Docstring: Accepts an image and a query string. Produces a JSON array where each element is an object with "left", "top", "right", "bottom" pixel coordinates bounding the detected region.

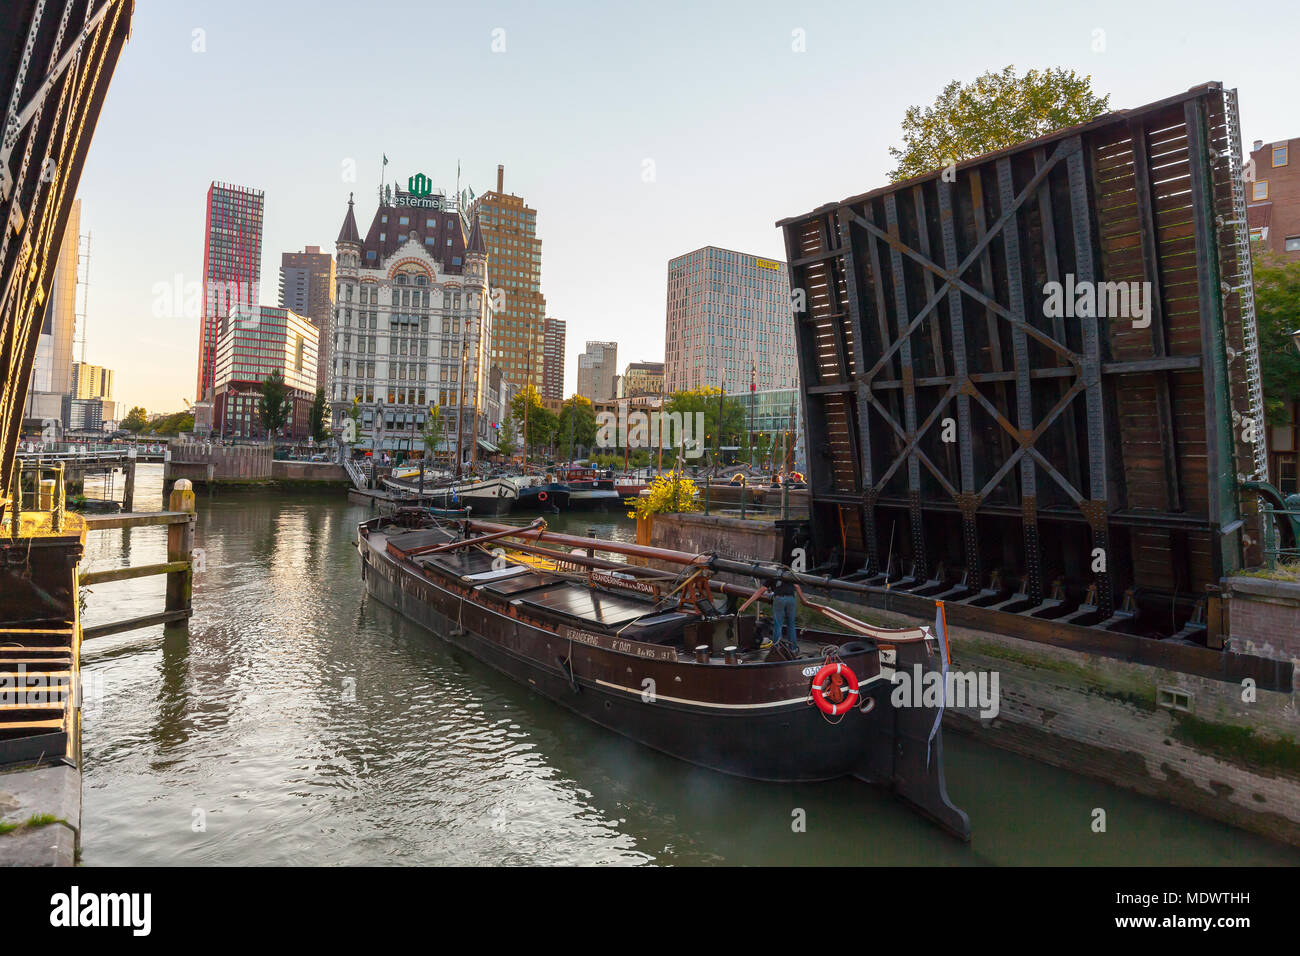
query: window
[
  {"left": 1273, "top": 145, "right": 1289, "bottom": 167},
  {"left": 1253, "top": 180, "right": 1269, "bottom": 201},
  {"left": 1286, "top": 236, "right": 1300, "bottom": 252}
]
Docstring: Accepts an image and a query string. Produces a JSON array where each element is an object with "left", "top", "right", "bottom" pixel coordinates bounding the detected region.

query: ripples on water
[{"left": 76, "top": 467, "right": 1300, "bottom": 866}]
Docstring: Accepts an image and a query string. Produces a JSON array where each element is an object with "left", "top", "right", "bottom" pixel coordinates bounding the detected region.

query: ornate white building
[{"left": 328, "top": 184, "right": 494, "bottom": 458}]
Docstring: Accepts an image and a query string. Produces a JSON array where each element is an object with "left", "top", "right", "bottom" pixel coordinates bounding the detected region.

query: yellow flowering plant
[{"left": 626, "top": 470, "right": 701, "bottom": 521}]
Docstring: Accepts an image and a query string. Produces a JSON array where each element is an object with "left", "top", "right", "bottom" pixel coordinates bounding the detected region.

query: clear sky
[{"left": 75, "top": 0, "right": 1299, "bottom": 414}]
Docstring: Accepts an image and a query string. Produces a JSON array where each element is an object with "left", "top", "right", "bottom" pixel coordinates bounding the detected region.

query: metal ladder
[
  {"left": 1222, "top": 88, "right": 1268, "bottom": 482},
  {"left": 343, "top": 457, "right": 368, "bottom": 490}
]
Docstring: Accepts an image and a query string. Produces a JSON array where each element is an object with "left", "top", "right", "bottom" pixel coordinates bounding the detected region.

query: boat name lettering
[
  {"left": 560, "top": 626, "right": 677, "bottom": 662},
  {"left": 591, "top": 572, "right": 656, "bottom": 594}
]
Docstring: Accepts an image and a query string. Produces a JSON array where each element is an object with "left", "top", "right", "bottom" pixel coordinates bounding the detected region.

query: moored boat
[
  {"left": 381, "top": 474, "right": 518, "bottom": 515},
  {"left": 356, "top": 512, "right": 970, "bottom": 839},
  {"left": 510, "top": 474, "right": 572, "bottom": 512}
]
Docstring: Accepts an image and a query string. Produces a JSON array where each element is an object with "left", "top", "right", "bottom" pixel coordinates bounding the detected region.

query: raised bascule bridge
[
  {"left": 779, "top": 83, "right": 1292, "bottom": 690},
  {"left": 0, "top": 1, "right": 135, "bottom": 860}
]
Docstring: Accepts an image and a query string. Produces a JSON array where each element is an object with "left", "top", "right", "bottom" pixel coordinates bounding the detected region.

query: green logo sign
[{"left": 408, "top": 173, "right": 432, "bottom": 197}]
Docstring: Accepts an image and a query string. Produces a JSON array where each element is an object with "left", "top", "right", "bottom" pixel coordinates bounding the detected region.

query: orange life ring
[
  {"left": 538, "top": 490, "right": 548, "bottom": 503},
  {"left": 810, "top": 661, "right": 859, "bottom": 716}
]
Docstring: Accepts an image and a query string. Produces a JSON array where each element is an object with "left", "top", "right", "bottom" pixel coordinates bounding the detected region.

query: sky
[{"left": 74, "top": 0, "right": 1300, "bottom": 414}]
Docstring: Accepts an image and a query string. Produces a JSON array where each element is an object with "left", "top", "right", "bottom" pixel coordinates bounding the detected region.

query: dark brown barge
[{"left": 357, "top": 513, "right": 970, "bottom": 840}]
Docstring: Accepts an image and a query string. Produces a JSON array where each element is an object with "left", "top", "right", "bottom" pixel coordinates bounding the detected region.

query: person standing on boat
[{"left": 770, "top": 577, "right": 799, "bottom": 654}]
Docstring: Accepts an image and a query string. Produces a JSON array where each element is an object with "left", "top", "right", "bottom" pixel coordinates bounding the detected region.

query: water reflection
[{"left": 77, "top": 468, "right": 1300, "bottom": 866}]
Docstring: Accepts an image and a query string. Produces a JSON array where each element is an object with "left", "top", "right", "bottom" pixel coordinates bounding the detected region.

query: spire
[
  {"left": 337, "top": 192, "right": 361, "bottom": 245},
  {"left": 466, "top": 214, "right": 486, "bottom": 256}
]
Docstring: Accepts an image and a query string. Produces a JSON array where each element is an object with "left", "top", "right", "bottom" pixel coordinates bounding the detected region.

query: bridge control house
[{"left": 212, "top": 305, "right": 319, "bottom": 439}]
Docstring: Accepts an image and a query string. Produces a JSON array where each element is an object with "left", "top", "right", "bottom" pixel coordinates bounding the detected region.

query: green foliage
[
  {"left": 308, "top": 387, "right": 329, "bottom": 442},
  {"left": 667, "top": 387, "right": 748, "bottom": 453},
  {"left": 497, "top": 410, "right": 517, "bottom": 458},
  {"left": 1253, "top": 253, "right": 1300, "bottom": 424},
  {"left": 888, "top": 66, "right": 1110, "bottom": 182},
  {"left": 557, "top": 395, "right": 597, "bottom": 459},
  {"left": 150, "top": 411, "right": 194, "bottom": 436},
  {"left": 122, "top": 406, "right": 148, "bottom": 433},
  {"left": 510, "top": 385, "right": 557, "bottom": 459},
  {"left": 258, "top": 369, "right": 290, "bottom": 438},
  {"left": 422, "top": 403, "right": 447, "bottom": 458}
]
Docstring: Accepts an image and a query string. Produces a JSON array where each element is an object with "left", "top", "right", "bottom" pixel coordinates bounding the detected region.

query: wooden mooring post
[
  {"left": 166, "top": 478, "right": 196, "bottom": 614},
  {"left": 80, "top": 478, "right": 198, "bottom": 639}
]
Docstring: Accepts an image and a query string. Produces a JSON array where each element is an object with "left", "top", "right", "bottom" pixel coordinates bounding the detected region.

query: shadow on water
[{"left": 76, "top": 470, "right": 1300, "bottom": 865}]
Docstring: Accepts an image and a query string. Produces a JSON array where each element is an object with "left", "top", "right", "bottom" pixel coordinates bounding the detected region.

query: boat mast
[{"left": 454, "top": 319, "right": 467, "bottom": 477}]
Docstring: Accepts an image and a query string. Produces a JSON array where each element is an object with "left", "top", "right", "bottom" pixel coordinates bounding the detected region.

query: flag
[
  {"left": 750, "top": 358, "right": 757, "bottom": 392},
  {"left": 382, "top": 153, "right": 388, "bottom": 166},
  {"left": 926, "top": 601, "right": 951, "bottom": 769}
]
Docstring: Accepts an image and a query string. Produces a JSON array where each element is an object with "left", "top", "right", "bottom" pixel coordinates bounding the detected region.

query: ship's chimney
[
  {"left": 1253, "top": 139, "right": 1263, "bottom": 152},
  {"left": 497, "top": 164, "right": 504, "bottom": 193}
]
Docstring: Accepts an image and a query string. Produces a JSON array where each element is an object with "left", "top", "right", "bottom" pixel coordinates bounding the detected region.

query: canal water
[{"left": 77, "top": 466, "right": 1300, "bottom": 865}]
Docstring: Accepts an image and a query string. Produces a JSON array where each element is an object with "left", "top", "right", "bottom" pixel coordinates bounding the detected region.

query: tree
[
  {"left": 1254, "top": 252, "right": 1300, "bottom": 424},
  {"left": 667, "top": 387, "right": 748, "bottom": 458},
  {"left": 497, "top": 410, "right": 517, "bottom": 458},
  {"left": 151, "top": 411, "right": 193, "bottom": 436},
  {"left": 308, "top": 387, "right": 329, "bottom": 443},
  {"left": 258, "top": 369, "right": 290, "bottom": 439},
  {"left": 122, "top": 406, "right": 148, "bottom": 433},
  {"left": 422, "top": 403, "right": 447, "bottom": 460},
  {"left": 557, "top": 395, "right": 597, "bottom": 459},
  {"left": 510, "top": 385, "right": 557, "bottom": 460},
  {"left": 887, "top": 66, "right": 1110, "bottom": 182}
]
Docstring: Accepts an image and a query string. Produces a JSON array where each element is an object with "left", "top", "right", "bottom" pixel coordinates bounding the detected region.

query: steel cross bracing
[{"left": 828, "top": 135, "right": 1113, "bottom": 613}]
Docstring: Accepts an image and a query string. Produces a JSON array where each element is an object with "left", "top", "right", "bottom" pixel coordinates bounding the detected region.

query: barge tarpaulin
[{"left": 777, "top": 82, "right": 1265, "bottom": 643}]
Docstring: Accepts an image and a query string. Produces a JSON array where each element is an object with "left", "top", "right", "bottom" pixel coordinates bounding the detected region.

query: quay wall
[
  {"left": 1222, "top": 576, "right": 1300, "bottom": 670},
  {"left": 646, "top": 512, "right": 784, "bottom": 584},
  {"left": 270, "top": 461, "right": 350, "bottom": 487},
  {"left": 165, "top": 442, "right": 272, "bottom": 485}
]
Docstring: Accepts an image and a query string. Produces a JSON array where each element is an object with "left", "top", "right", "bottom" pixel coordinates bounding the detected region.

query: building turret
[{"left": 336, "top": 193, "right": 361, "bottom": 271}]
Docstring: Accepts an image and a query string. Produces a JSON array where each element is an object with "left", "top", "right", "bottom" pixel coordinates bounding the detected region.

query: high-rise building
[
  {"left": 213, "top": 305, "right": 318, "bottom": 440},
  {"left": 619, "top": 360, "right": 664, "bottom": 398},
  {"left": 279, "top": 245, "right": 336, "bottom": 390},
  {"left": 1247, "top": 137, "right": 1299, "bottom": 261},
  {"left": 542, "top": 316, "right": 566, "bottom": 400},
  {"left": 23, "top": 199, "right": 81, "bottom": 429},
  {"left": 71, "top": 362, "right": 113, "bottom": 401},
  {"left": 196, "top": 182, "right": 264, "bottom": 401},
  {"left": 327, "top": 180, "right": 493, "bottom": 457},
  {"left": 664, "top": 246, "right": 796, "bottom": 393},
  {"left": 466, "top": 165, "right": 546, "bottom": 393},
  {"left": 576, "top": 341, "right": 618, "bottom": 402}
]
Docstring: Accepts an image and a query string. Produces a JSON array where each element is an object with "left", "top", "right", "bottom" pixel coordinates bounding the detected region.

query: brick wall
[{"left": 1224, "top": 576, "right": 1300, "bottom": 671}]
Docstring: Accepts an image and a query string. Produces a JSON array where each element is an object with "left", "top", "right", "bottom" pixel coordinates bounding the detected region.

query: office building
[
  {"left": 576, "top": 340, "right": 617, "bottom": 402},
  {"left": 23, "top": 199, "right": 81, "bottom": 429},
  {"left": 664, "top": 246, "right": 796, "bottom": 393},
  {"left": 213, "top": 305, "right": 318, "bottom": 439},
  {"left": 279, "top": 245, "right": 336, "bottom": 390},
  {"left": 619, "top": 360, "right": 664, "bottom": 398},
  {"left": 196, "top": 182, "right": 264, "bottom": 401},
  {"left": 542, "top": 316, "right": 565, "bottom": 401},
  {"left": 466, "top": 165, "right": 546, "bottom": 393}
]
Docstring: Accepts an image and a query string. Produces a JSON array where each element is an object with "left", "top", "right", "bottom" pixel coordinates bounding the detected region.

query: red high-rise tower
[{"left": 196, "top": 182, "right": 264, "bottom": 401}]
